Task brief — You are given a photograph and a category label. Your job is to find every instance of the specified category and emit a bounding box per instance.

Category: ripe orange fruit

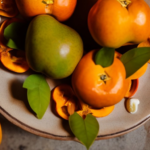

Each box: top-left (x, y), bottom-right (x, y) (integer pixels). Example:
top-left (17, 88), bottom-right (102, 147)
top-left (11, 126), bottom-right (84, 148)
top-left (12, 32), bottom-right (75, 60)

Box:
top-left (72, 50), bottom-right (130, 108)
top-left (88, 0), bottom-right (150, 48)
top-left (15, 0), bottom-right (77, 22)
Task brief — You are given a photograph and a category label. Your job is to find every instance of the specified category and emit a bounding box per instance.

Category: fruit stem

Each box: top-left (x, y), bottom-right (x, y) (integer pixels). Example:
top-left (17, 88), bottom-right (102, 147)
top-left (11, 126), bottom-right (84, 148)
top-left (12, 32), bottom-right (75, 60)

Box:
top-left (117, 0), bottom-right (131, 7)
top-left (42, 0), bottom-right (54, 5)
top-left (81, 105), bottom-right (92, 119)
top-left (99, 73), bottom-right (111, 84)
top-left (100, 74), bottom-right (107, 80)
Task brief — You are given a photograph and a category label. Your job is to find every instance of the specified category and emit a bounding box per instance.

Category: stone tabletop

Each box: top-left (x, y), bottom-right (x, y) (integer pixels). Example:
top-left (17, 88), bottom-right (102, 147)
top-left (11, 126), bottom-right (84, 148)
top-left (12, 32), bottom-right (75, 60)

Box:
top-left (0, 114), bottom-right (150, 150)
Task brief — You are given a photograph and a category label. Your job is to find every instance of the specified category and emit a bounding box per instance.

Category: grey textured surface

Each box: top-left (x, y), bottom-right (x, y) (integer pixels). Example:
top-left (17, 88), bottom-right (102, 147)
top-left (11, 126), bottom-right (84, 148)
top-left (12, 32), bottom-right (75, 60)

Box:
top-left (0, 114), bottom-right (150, 150)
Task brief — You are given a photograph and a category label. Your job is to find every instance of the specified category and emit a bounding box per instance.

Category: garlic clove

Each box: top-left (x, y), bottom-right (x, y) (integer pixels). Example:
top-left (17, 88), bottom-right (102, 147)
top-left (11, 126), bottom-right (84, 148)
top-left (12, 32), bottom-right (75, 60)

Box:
top-left (126, 98), bottom-right (140, 114)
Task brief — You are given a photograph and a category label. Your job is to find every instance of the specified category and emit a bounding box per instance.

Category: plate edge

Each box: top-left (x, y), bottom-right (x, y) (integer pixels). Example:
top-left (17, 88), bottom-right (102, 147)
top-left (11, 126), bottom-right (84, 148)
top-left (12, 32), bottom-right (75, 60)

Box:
top-left (1, 106), bottom-right (149, 140)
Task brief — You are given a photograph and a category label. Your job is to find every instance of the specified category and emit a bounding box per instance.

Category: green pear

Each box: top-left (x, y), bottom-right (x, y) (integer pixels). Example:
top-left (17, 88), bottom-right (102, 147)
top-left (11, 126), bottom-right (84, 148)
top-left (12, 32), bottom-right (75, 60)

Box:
top-left (25, 15), bottom-right (83, 79)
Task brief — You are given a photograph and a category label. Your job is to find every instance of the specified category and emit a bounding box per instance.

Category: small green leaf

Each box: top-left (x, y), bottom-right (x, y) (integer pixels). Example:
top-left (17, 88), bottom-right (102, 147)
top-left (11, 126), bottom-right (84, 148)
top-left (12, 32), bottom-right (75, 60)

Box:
top-left (6, 39), bottom-right (17, 50)
top-left (4, 22), bottom-right (28, 50)
top-left (23, 74), bottom-right (51, 119)
top-left (120, 47), bottom-right (150, 78)
top-left (69, 112), bottom-right (99, 150)
top-left (94, 47), bottom-right (115, 67)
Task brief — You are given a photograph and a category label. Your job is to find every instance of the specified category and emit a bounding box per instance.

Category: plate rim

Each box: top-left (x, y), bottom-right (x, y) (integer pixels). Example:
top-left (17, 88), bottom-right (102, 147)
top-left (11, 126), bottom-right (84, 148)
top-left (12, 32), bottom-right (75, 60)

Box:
top-left (1, 106), bottom-right (149, 140)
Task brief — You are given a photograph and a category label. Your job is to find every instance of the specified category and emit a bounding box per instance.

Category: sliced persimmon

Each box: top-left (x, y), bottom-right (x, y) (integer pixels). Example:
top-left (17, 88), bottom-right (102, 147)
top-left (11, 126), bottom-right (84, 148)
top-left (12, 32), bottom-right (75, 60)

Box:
top-left (125, 79), bottom-right (139, 98)
top-left (0, 0), bottom-right (18, 18)
top-left (0, 18), bottom-right (29, 73)
top-left (77, 99), bottom-right (114, 118)
top-left (52, 84), bottom-right (115, 119)
top-left (1, 49), bottom-right (29, 73)
top-left (52, 84), bottom-right (79, 120)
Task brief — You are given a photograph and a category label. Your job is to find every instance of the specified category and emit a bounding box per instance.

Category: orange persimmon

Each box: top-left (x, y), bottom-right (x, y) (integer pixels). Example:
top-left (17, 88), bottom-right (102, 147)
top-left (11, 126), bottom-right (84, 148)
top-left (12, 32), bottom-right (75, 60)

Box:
top-left (0, 0), bottom-right (18, 18)
top-left (88, 0), bottom-right (150, 48)
top-left (72, 50), bottom-right (131, 108)
top-left (15, 0), bottom-right (77, 22)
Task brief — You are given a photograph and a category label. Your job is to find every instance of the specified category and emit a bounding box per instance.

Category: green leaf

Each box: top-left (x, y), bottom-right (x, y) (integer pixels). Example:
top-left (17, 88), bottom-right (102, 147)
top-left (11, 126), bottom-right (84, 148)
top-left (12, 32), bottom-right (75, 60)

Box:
top-left (94, 47), bottom-right (115, 67)
top-left (23, 74), bottom-right (51, 119)
top-left (4, 22), bottom-right (28, 50)
top-left (69, 112), bottom-right (99, 150)
top-left (120, 47), bottom-right (150, 78)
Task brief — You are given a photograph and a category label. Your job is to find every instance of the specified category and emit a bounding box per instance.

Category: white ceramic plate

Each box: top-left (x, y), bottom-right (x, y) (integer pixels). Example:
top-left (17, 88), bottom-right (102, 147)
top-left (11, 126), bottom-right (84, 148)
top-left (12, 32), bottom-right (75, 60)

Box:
top-left (1, 61), bottom-right (150, 140)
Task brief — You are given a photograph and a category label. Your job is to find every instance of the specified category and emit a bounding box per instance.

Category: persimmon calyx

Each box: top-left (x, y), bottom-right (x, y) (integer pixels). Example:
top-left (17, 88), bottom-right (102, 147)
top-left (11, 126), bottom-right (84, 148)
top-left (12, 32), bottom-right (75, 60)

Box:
top-left (117, 0), bottom-right (131, 7)
top-left (99, 72), bottom-right (111, 84)
top-left (78, 105), bottom-right (92, 119)
top-left (42, 0), bottom-right (54, 14)
top-left (42, 0), bottom-right (54, 5)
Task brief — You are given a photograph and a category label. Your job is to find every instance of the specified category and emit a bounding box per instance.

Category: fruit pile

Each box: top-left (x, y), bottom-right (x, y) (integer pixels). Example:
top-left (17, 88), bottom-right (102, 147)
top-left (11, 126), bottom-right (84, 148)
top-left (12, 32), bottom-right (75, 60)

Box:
top-left (0, 0), bottom-right (150, 148)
